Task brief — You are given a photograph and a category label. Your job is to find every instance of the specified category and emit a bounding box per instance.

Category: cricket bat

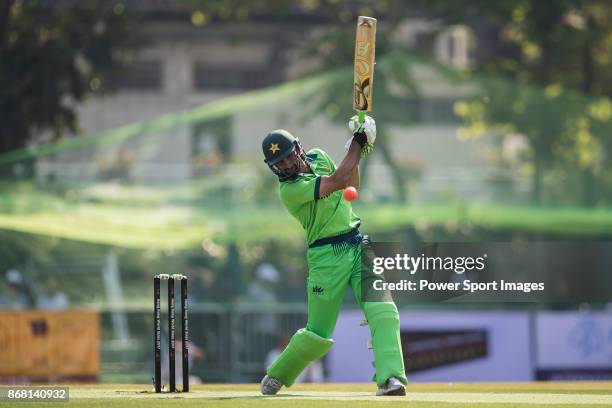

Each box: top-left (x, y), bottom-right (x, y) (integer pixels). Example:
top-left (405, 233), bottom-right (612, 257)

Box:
top-left (353, 16), bottom-right (377, 123)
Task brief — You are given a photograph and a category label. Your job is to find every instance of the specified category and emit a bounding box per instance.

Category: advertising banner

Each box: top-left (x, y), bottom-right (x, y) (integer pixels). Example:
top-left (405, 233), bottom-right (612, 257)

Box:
top-left (329, 310), bottom-right (532, 382)
top-left (0, 310), bottom-right (99, 381)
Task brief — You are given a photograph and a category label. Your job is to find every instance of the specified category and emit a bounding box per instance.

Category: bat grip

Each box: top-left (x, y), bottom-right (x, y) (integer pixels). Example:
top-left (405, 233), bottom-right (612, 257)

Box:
top-left (358, 111), bottom-right (365, 123)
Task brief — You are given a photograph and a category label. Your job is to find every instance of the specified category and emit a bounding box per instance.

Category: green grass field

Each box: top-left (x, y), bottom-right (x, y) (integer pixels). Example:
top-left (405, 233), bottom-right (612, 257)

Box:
top-left (3, 382), bottom-right (612, 408)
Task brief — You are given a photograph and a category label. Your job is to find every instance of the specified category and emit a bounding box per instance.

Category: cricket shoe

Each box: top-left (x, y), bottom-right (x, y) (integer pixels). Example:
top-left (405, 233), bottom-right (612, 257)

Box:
top-left (376, 377), bottom-right (406, 396)
top-left (260, 375), bottom-right (283, 395)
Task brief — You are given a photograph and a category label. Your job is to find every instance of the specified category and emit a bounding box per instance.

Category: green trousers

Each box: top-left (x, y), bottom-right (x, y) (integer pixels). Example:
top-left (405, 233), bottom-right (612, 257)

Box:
top-left (267, 236), bottom-right (407, 387)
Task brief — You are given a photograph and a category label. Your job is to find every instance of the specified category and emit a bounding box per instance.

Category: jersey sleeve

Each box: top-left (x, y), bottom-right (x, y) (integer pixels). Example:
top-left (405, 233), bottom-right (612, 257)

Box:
top-left (321, 150), bottom-right (337, 172)
top-left (308, 148), bottom-right (337, 172)
top-left (279, 176), bottom-right (322, 206)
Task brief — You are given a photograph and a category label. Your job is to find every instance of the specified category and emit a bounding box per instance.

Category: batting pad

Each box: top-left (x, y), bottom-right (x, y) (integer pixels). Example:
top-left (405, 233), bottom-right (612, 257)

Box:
top-left (267, 328), bottom-right (333, 387)
top-left (362, 302), bottom-right (408, 386)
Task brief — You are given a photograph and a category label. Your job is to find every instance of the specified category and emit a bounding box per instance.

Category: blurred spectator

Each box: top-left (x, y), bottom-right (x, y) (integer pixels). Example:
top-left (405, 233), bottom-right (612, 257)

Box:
top-left (245, 263), bottom-right (280, 304)
top-left (36, 278), bottom-right (69, 310)
top-left (0, 269), bottom-right (34, 309)
top-left (190, 267), bottom-right (223, 303)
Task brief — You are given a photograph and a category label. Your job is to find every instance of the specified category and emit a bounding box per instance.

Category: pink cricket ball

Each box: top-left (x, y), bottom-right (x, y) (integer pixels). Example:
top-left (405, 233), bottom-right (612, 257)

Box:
top-left (343, 186), bottom-right (358, 202)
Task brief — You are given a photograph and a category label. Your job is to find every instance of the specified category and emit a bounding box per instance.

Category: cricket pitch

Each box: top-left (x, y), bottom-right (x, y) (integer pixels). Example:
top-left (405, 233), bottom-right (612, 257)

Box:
top-left (3, 382), bottom-right (612, 407)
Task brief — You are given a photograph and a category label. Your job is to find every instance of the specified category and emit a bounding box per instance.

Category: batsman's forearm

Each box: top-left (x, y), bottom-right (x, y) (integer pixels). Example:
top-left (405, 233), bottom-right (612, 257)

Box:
top-left (350, 163), bottom-right (360, 190)
top-left (319, 141), bottom-right (361, 196)
top-left (334, 141), bottom-right (361, 185)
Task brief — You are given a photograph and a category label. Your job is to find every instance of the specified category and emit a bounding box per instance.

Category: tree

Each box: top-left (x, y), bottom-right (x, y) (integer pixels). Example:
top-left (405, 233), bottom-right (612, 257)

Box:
top-left (424, 0), bottom-right (612, 204)
top-left (0, 1), bottom-right (137, 174)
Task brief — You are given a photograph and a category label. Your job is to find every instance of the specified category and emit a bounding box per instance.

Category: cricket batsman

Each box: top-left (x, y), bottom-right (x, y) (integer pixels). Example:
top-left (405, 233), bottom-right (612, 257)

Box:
top-left (260, 115), bottom-right (407, 396)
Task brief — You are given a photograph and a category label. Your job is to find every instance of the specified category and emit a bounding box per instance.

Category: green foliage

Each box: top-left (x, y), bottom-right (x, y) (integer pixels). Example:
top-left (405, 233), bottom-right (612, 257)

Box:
top-left (423, 0), bottom-right (612, 95)
top-left (454, 76), bottom-right (610, 205)
top-left (425, 0), bottom-right (612, 205)
top-left (190, 0), bottom-right (396, 25)
top-left (0, 0), bottom-right (137, 159)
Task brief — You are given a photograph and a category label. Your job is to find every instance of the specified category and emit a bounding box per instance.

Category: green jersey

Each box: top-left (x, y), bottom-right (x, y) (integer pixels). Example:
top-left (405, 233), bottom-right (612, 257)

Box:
top-left (279, 148), bottom-right (361, 245)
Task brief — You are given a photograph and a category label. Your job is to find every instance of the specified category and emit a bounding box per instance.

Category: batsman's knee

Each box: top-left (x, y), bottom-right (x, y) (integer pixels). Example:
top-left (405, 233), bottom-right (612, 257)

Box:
top-left (305, 322), bottom-right (334, 340)
top-left (289, 328), bottom-right (334, 360)
top-left (363, 301), bottom-right (400, 326)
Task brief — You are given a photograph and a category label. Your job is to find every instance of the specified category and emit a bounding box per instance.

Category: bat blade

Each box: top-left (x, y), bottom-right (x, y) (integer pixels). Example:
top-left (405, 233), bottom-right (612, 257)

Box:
top-left (353, 16), bottom-right (377, 114)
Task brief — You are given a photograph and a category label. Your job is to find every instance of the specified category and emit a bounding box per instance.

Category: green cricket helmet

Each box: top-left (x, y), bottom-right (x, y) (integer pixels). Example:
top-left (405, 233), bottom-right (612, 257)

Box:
top-left (262, 129), bottom-right (307, 181)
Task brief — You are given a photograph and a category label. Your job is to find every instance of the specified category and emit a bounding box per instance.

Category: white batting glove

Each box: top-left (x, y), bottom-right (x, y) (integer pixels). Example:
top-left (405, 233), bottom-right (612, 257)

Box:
top-left (346, 114), bottom-right (377, 154)
top-left (349, 115), bottom-right (376, 143)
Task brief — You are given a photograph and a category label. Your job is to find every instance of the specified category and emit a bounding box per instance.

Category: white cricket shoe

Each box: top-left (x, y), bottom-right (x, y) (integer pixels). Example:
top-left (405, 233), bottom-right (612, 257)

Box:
top-left (376, 377), bottom-right (406, 396)
top-left (260, 375), bottom-right (283, 395)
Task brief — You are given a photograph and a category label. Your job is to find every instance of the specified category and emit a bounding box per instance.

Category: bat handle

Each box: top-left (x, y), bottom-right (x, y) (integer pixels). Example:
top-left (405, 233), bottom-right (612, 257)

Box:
top-left (358, 111), bottom-right (365, 123)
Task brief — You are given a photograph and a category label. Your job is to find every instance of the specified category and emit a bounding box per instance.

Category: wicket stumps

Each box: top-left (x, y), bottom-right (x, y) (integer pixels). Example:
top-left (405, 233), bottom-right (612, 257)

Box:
top-left (153, 274), bottom-right (189, 393)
